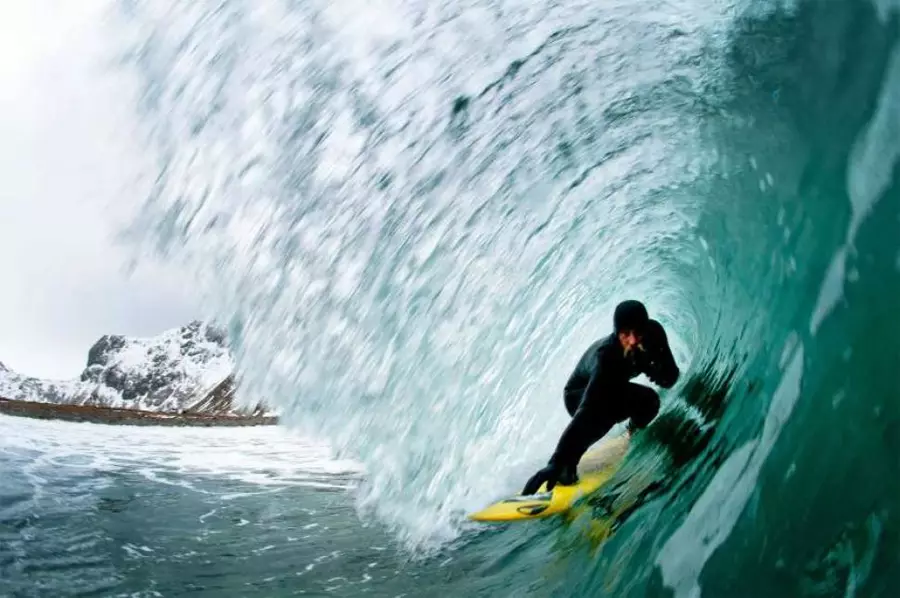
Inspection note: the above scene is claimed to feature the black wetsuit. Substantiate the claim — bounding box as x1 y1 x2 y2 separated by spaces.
523 319 679 494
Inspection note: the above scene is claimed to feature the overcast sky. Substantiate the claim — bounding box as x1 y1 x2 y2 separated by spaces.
0 1 199 379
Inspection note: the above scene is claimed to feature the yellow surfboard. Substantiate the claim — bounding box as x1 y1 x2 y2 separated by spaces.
468 434 630 523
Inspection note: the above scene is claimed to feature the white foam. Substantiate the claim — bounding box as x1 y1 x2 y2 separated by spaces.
813 41 900 337
0 415 363 493
848 44 900 243
809 248 847 335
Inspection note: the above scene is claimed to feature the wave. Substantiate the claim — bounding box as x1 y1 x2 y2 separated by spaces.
115 0 899 593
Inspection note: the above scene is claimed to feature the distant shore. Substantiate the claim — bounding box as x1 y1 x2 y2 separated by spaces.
0 397 278 427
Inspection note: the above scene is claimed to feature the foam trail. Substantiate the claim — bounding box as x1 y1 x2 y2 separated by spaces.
0 415 362 493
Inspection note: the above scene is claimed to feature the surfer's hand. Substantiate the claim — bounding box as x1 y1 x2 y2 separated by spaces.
522 462 579 495
522 465 559 495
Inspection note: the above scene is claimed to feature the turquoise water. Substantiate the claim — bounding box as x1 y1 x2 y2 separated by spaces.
5 0 900 595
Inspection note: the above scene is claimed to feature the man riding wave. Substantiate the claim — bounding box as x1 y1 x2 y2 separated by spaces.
522 300 680 495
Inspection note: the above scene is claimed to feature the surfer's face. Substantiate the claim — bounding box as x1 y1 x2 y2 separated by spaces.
618 330 642 354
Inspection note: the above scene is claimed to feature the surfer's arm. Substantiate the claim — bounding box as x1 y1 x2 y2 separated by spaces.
641 320 679 389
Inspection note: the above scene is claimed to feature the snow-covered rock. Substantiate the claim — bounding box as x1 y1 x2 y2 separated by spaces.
0 322 270 416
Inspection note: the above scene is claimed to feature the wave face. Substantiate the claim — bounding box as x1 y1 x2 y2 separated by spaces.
116 0 900 593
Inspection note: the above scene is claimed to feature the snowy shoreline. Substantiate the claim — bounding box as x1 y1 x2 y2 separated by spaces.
0 396 277 427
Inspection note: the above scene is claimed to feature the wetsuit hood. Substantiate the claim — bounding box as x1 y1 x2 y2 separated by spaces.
613 300 649 334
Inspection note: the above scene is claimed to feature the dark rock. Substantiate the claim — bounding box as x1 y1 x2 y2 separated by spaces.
186 375 268 417
80 364 105 383
87 335 126 367
103 366 128 392
203 325 227 345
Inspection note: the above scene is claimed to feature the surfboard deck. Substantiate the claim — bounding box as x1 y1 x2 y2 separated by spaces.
468 434 630 523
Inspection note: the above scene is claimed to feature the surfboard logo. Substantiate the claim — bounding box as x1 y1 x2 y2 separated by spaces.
516 504 549 516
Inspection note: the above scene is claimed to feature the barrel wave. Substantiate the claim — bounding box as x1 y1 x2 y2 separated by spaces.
118 0 900 595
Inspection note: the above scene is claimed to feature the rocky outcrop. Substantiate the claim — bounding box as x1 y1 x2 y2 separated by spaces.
183 375 268 416
0 322 275 420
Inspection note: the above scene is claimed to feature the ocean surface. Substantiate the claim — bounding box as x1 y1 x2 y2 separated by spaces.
4 0 900 595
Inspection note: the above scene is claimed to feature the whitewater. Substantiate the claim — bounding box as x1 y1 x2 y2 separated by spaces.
3 0 900 596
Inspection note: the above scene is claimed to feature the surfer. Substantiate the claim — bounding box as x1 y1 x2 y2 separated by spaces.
521 300 680 495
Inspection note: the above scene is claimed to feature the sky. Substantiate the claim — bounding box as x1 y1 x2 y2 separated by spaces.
0 1 199 379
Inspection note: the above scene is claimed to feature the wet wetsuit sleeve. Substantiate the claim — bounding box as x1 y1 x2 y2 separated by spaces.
642 320 680 388
548 350 621 470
